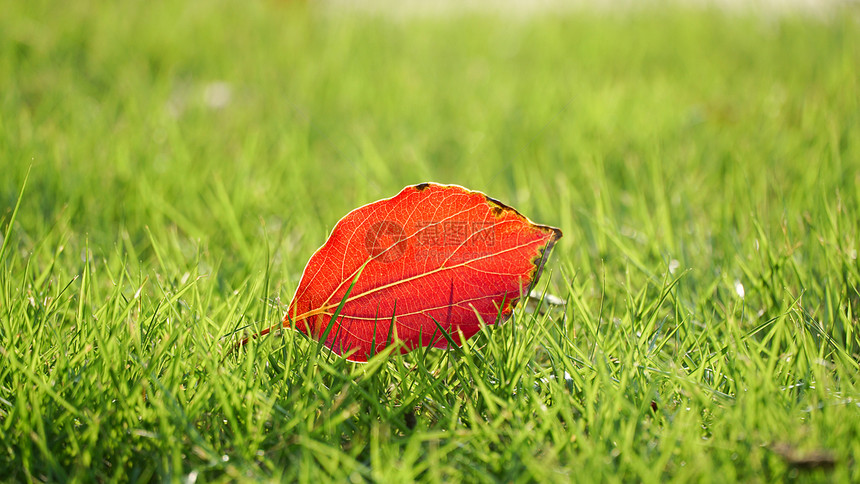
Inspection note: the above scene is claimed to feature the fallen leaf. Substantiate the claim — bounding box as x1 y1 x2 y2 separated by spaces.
247 183 561 362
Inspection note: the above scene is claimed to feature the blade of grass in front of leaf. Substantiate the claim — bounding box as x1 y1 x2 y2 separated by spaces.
317 259 370 359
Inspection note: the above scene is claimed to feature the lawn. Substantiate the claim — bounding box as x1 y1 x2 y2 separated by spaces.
1 0 859 481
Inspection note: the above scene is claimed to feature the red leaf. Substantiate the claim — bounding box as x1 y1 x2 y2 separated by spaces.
255 183 561 362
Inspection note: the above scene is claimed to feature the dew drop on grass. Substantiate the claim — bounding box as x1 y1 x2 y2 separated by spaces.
734 280 745 298
668 259 680 274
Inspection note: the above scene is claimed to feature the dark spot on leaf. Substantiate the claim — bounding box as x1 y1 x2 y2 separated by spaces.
414 183 431 191
484 198 510 218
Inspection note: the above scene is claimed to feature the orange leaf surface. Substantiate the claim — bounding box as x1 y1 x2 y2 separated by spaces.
257 183 561 362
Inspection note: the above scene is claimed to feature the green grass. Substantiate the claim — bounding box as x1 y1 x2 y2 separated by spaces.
2 0 860 481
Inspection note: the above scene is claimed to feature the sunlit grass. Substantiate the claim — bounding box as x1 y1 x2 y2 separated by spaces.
1 1 859 481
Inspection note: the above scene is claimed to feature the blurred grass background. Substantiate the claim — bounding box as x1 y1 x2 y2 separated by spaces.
1 0 859 481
